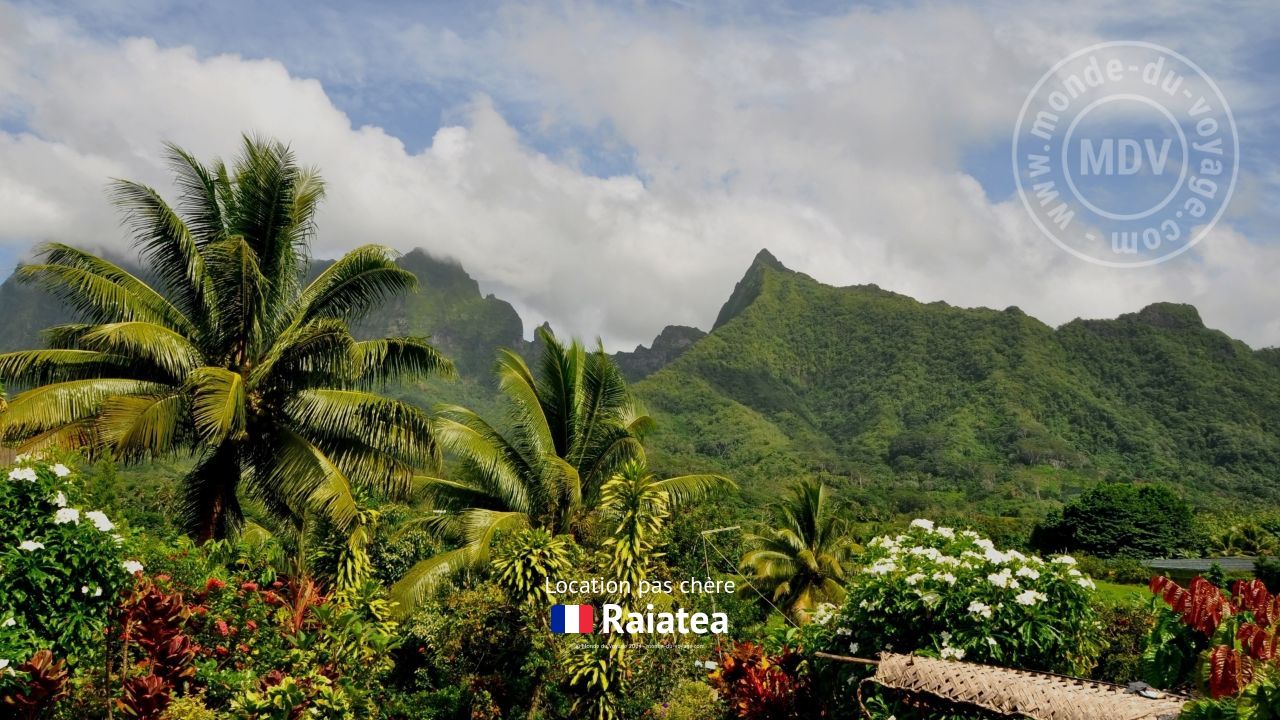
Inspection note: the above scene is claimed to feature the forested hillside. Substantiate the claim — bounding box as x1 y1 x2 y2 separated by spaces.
634 250 1280 515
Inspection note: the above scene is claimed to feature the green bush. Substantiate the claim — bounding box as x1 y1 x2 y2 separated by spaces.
1091 603 1153 684
160 692 219 720
1031 483 1199 558
823 520 1103 677
1255 556 1280 592
653 680 723 720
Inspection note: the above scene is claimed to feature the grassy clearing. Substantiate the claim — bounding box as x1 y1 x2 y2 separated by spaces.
1094 580 1148 607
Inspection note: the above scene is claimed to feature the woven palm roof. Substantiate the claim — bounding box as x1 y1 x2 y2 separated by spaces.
867 654 1187 720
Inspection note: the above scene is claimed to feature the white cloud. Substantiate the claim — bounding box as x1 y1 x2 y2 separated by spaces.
0 0 1277 351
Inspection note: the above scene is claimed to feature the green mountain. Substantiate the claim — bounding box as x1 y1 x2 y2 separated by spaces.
632 250 1280 516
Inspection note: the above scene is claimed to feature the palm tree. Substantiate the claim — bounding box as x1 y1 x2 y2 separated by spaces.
392 327 727 608
0 137 453 541
739 478 852 624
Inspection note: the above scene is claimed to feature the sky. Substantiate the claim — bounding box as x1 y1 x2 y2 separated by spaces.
0 0 1277 350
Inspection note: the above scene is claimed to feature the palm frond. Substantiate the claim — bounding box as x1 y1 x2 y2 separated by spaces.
186 367 246 445
288 388 438 464
651 473 734 507
351 337 456 386
293 245 417 325
97 392 188 463
28 243 196 333
389 547 474 616
0 349 131 387
0 378 168 443
108 180 214 329
76 322 203 381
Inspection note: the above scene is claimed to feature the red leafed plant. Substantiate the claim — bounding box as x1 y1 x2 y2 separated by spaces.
1152 575 1280 699
1207 646 1254 698
1151 575 1236 637
0 650 70 720
711 641 822 720
113 580 199 718
118 674 171 719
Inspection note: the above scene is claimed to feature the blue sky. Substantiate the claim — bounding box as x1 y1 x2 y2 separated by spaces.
0 0 1277 347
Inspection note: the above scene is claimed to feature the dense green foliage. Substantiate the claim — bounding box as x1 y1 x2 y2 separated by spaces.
1031 483 1200 558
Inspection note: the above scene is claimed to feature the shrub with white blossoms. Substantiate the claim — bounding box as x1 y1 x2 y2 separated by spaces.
0 458 143 679
822 519 1102 676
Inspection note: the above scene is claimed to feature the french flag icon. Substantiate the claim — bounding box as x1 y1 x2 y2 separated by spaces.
551 604 594 634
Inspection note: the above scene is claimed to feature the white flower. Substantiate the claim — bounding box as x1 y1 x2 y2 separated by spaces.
968 601 993 618
905 573 926 586
974 539 995 551
1015 589 1048 606
54 508 80 525
1052 555 1077 566
986 637 998 647
960 530 979 538
1015 566 1040 580
51 491 67 508
836 627 852 636
1076 577 1096 590
866 559 898 575
51 464 70 477
84 510 114 532
17 541 44 552
939 631 952 643
1067 568 1082 577
940 646 966 660
80 585 90 594
1006 550 1026 562
122 560 144 575
93 587 102 597
0 658 8 672
909 546 942 561
936 527 955 539
984 547 1009 564
7 467 36 482
910 518 935 531
849 642 860 655
920 591 941 608
2 617 14 627
987 570 1018 589
932 572 957 585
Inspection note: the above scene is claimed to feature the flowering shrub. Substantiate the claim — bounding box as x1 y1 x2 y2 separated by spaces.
0 459 142 687
822 519 1102 676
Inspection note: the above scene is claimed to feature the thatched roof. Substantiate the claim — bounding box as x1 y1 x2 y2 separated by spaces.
819 653 1187 720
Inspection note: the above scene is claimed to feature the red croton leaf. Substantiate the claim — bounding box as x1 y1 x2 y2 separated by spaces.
1208 646 1253 698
